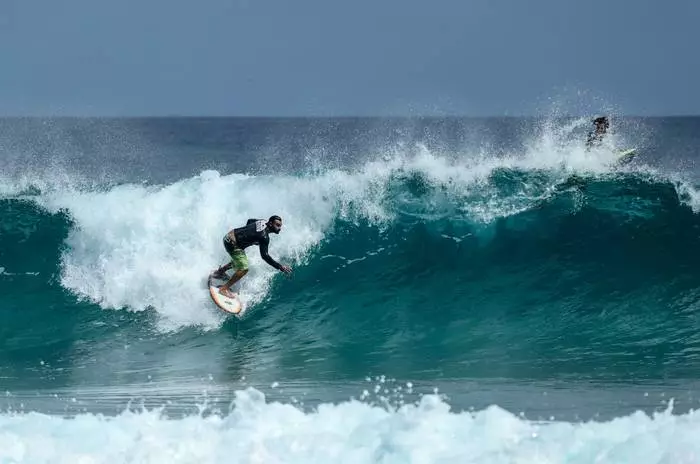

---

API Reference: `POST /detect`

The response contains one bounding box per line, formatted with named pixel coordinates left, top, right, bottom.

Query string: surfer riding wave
left=213, top=215, right=292, bottom=298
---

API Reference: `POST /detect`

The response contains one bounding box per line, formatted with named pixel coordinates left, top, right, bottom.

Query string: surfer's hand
left=280, top=265, right=292, bottom=274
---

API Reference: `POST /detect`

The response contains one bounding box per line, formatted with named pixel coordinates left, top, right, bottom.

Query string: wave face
left=3, top=126, right=700, bottom=379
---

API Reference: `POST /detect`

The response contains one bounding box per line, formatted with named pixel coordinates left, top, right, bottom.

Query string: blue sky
left=1, top=0, right=698, bottom=116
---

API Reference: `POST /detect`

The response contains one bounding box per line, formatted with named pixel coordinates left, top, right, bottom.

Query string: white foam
left=0, top=266, right=39, bottom=276
left=34, top=167, right=399, bottom=330
left=0, top=388, right=698, bottom=464
left=676, top=180, right=700, bottom=213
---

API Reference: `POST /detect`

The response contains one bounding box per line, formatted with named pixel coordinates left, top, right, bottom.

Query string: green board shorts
left=223, top=236, right=249, bottom=271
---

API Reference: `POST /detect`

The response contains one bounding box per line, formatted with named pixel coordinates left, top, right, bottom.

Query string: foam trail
left=0, top=388, right=698, bottom=463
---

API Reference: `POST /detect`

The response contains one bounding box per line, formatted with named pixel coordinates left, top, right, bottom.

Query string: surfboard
left=208, top=271, right=244, bottom=317
left=615, top=148, right=637, bottom=166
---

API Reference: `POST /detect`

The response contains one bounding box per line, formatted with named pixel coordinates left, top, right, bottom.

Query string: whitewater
left=2, top=388, right=700, bottom=464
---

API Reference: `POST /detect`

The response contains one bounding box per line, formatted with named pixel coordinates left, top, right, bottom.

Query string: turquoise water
left=2, top=117, right=700, bottom=462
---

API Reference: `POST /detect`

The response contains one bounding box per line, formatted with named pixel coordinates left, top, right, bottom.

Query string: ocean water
left=2, top=116, right=700, bottom=462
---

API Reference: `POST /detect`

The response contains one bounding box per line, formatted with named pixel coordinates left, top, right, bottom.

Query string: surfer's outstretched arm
left=259, top=240, right=292, bottom=274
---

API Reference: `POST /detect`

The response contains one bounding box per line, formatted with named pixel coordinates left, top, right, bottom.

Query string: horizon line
left=0, top=114, right=699, bottom=119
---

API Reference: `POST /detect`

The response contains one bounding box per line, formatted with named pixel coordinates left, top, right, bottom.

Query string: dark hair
left=268, top=215, right=282, bottom=223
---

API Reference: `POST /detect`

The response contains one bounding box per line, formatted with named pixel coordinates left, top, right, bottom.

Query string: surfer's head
left=593, top=116, right=609, bottom=131
left=267, top=215, right=283, bottom=234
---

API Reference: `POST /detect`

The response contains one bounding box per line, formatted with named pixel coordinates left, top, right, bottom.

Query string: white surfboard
left=208, top=272, right=244, bottom=317
left=615, top=148, right=637, bottom=166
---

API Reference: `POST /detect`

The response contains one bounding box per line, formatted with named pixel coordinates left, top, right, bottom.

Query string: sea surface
left=2, top=116, right=700, bottom=462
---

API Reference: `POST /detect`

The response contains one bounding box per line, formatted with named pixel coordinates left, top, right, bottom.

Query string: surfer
left=213, top=215, right=292, bottom=298
left=585, top=116, right=609, bottom=149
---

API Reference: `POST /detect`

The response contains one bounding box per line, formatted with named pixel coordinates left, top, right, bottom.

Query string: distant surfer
left=213, top=215, right=292, bottom=298
left=585, top=116, right=609, bottom=149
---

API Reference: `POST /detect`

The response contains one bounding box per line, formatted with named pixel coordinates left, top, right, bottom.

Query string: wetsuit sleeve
left=246, top=218, right=257, bottom=225
left=259, top=236, right=283, bottom=270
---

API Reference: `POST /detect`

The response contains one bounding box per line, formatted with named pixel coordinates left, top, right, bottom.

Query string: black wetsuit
left=586, top=131, right=604, bottom=148
left=224, top=219, right=283, bottom=270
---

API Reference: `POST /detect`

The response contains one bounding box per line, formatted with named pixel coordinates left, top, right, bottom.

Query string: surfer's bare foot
left=219, top=287, right=236, bottom=299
